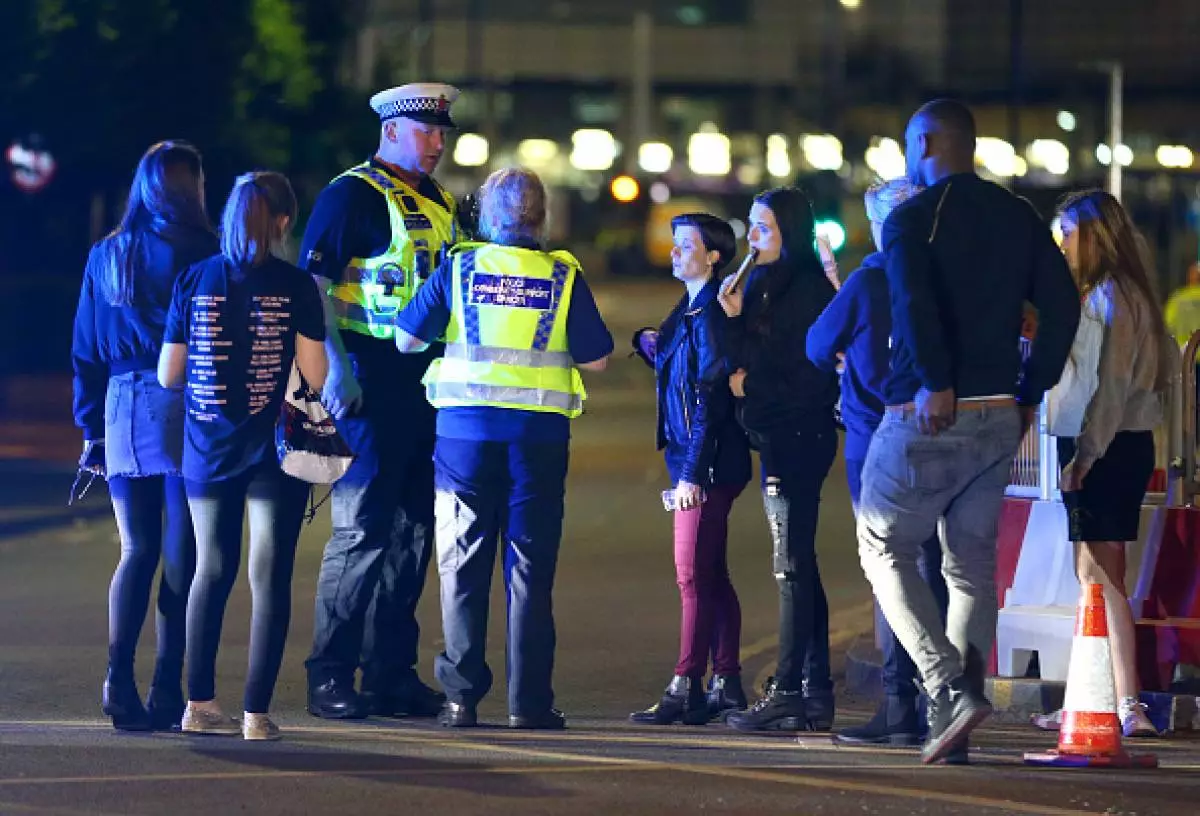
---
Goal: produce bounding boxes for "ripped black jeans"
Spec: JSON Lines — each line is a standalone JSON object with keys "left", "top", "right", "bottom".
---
{"left": 757, "top": 424, "right": 839, "bottom": 694}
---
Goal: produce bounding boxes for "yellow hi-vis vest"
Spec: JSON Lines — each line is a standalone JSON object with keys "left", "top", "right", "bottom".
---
{"left": 328, "top": 162, "right": 459, "bottom": 340}
{"left": 422, "top": 243, "right": 587, "bottom": 418}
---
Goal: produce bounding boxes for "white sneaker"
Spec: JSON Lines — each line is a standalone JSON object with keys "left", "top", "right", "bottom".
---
{"left": 181, "top": 704, "right": 240, "bottom": 736}
{"left": 1118, "top": 696, "right": 1160, "bottom": 738}
{"left": 1030, "top": 708, "right": 1063, "bottom": 731}
{"left": 242, "top": 713, "right": 281, "bottom": 741}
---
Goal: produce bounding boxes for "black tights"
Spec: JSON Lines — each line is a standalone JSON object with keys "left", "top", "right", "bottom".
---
{"left": 107, "top": 475, "right": 194, "bottom": 690}
{"left": 185, "top": 466, "right": 309, "bottom": 714}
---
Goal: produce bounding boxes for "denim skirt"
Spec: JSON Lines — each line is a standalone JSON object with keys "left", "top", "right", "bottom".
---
{"left": 105, "top": 370, "right": 184, "bottom": 478}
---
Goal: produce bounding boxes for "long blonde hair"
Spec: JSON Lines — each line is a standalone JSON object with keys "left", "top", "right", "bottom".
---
{"left": 1057, "top": 190, "right": 1167, "bottom": 343}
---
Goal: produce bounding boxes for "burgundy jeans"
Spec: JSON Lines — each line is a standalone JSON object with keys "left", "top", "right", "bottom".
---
{"left": 673, "top": 482, "right": 745, "bottom": 677}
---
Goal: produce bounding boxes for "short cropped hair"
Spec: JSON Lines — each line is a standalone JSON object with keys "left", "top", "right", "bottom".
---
{"left": 915, "top": 99, "right": 977, "bottom": 151}
{"left": 670, "top": 212, "right": 737, "bottom": 273}
{"left": 864, "top": 178, "right": 924, "bottom": 225}
{"left": 478, "top": 167, "right": 547, "bottom": 245}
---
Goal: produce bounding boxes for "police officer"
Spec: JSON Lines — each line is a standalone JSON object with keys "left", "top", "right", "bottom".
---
{"left": 394, "top": 167, "right": 613, "bottom": 729}
{"left": 301, "top": 83, "right": 465, "bottom": 719}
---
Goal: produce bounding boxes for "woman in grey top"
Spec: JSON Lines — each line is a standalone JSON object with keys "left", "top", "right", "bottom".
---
{"left": 1039, "top": 189, "right": 1174, "bottom": 738}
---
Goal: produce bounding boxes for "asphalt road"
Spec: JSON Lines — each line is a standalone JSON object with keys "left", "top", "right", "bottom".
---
{"left": 1, "top": 278, "right": 1197, "bottom": 815}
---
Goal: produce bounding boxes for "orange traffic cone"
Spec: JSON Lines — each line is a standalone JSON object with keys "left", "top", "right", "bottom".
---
{"left": 1024, "top": 583, "right": 1158, "bottom": 768}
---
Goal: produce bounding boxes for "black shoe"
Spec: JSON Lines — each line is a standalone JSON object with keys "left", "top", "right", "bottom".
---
{"left": 630, "top": 675, "right": 708, "bottom": 726}
{"left": 941, "top": 738, "right": 970, "bottom": 765}
{"left": 836, "top": 695, "right": 922, "bottom": 746}
{"left": 362, "top": 676, "right": 445, "bottom": 718}
{"left": 145, "top": 685, "right": 186, "bottom": 732}
{"left": 706, "top": 674, "right": 748, "bottom": 721}
{"left": 438, "top": 701, "right": 478, "bottom": 728}
{"left": 101, "top": 673, "right": 152, "bottom": 732}
{"left": 724, "top": 678, "right": 808, "bottom": 732}
{"left": 921, "top": 675, "right": 992, "bottom": 765}
{"left": 509, "top": 709, "right": 566, "bottom": 730}
{"left": 307, "top": 678, "right": 368, "bottom": 720}
{"left": 802, "top": 684, "right": 836, "bottom": 732}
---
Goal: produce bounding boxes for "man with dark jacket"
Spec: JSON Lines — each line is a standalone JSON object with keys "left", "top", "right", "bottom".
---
{"left": 856, "top": 100, "right": 1079, "bottom": 763}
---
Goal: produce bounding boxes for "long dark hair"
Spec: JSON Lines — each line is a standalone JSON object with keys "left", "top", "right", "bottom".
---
{"left": 98, "top": 140, "right": 211, "bottom": 306}
{"left": 1058, "top": 189, "right": 1167, "bottom": 346}
{"left": 220, "top": 171, "right": 298, "bottom": 266}
{"left": 752, "top": 186, "right": 825, "bottom": 280}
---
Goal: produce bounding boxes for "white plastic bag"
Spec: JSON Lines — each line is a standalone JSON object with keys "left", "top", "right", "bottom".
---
{"left": 276, "top": 364, "right": 354, "bottom": 484}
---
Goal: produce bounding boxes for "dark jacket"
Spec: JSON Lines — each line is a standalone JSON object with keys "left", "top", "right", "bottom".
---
{"left": 806, "top": 252, "right": 890, "bottom": 461}
{"left": 637, "top": 279, "right": 751, "bottom": 488}
{"left": 72, "top": 221, "right": 218, "bottom": 439}
{"left": 726, "top": 262, "right": 840, "bottom": 438}
{"left": 882, "top": 173, "right": 1079, "bottom": 406}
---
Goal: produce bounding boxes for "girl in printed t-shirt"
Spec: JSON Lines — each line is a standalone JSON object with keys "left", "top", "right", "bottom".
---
{"left": 159, "top": 171, "right": 328, "bottom": 740}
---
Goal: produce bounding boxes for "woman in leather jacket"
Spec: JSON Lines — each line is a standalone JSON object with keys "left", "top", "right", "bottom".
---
{"left": 629, "top": 213, "right": 751, "bottom": 726}
{"left": 717, "top": 187, "right": 840, "bottom": 733}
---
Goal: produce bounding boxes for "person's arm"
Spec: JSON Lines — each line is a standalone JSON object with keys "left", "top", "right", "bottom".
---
{"left": 292, "top": 272, "right": 330, "bottom": 390}
{"left": 739, "top": 279, "right": 835, "bottom": 404}
{"left": 679, "top": 305, "right": 734, "bottom": 486}
{"left": 565, "top": 271, "right": 614, "bottom": 372}
{"left": 882, "top": 203, "right": 953, "bottom": 394}
{"left": 806, "top": 271, "right": 864, "bottom": 372}
{"left": 157, "top": 343, "right": 186, "bottom": 388}
{"left": 1019, "top": 211, "right": 1081, "bottom": 407}
{"left": 157, "top": 269, "right": 191, "bottom": 389}
{"left": 394, "top": 256, "right": 452, "bottom": 353}
{"left": 1072, "top": 286, "right": 1134, "bottom": 473}
{"left": 71, "top": 250, "right": 109, "bottom": 442}
{"left": 300, "top": 179, "right": 383, "bottom": 418}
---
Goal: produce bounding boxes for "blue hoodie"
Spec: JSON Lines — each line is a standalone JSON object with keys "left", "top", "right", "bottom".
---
{"left": 805, "top": 252, "right": 891, "bottom": 461}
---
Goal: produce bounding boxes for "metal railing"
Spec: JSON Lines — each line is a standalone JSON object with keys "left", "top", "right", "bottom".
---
{"left": 1006, "top": 330, "right": 1196, "bottom": 508}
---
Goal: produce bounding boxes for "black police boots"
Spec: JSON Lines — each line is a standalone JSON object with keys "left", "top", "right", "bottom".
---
{"left": 361, "top": 674, "right": 445, "bottom": 718}
{"left": 706, "top": 674, "right": 748, "bottom": 721}
{"left": 630, "top": 675, "right": 709, "bottom": 726}
{"left": 307, "top": 678, "right": 368, "bottom": 720}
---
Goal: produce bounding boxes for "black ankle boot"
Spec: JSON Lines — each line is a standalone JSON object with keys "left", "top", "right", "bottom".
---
{"left": 101, "top": 671, "right": 151, "bottom": 732}
{"left": 725, "top": 678, "right": 809, "bottom": 732}
{"left": 146, "top": 685, "right": 185, "bottom": 731}
{"left": 706, "top": 674, "right": 748, "bottom": 721}
{"left": 630, "top": 676, "right": 708, "bottom": 726}
{"left": 802, "top": 685, "right": 836, "bottom": 732}
{"left": 836, "top": 695, "right": 921, "bottom": 745}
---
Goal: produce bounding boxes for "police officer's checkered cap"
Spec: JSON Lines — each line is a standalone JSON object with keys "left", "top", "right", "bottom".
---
{"left": 370, "top": 83, "right": 459, "bottom": 123}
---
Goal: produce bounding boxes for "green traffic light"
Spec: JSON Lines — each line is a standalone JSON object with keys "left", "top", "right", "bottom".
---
{"left": 815, "top": 219, "right": 846, "bottom": 253}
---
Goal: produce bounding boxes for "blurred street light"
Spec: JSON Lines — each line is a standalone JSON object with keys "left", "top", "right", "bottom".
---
{"left": 1056, "top": 110, "right": 1077, "bottom": 132}
{"left": 766, "top": 134, "right": 791, "bottom": 178}
{"left": 1027, "top": 139, "right": 1070, "bottom": 175}
{"left": 688, "top": 124, "right": 731, "bottom": 176}
{"left": 975, "top": 137, "right": 1026, "bottom": 177}
{"left": 865, "top": 137, "right": 905, "bottom": 180}
{"left": 801, "top": 134, "right": 844, "bottom": 171}
{"left": 1156, "top": 145, "right": 1194, "bottom": 169}
{"left": 518, "top": 139, "right": 559, "bottom": 167}
{"left": 452, "top": 133, "right": 489, "bottom": 167}
{"left": 638, "top": 142, "right": 673, "bottom": 174}
{"left": 610, "top": 175, "right": 640, "bottom": 203}
{"left": 570, "top": 129, "right": 617, "bottom": 172}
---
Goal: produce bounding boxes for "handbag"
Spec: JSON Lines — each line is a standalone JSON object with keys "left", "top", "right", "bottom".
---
{"left": 276, "top": 364, "right": 355, "bottom": 484}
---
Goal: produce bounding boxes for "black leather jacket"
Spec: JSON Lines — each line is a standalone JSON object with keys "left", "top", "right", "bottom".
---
{"left": 635, "top": 279, "right": 751, "bottom": 487}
